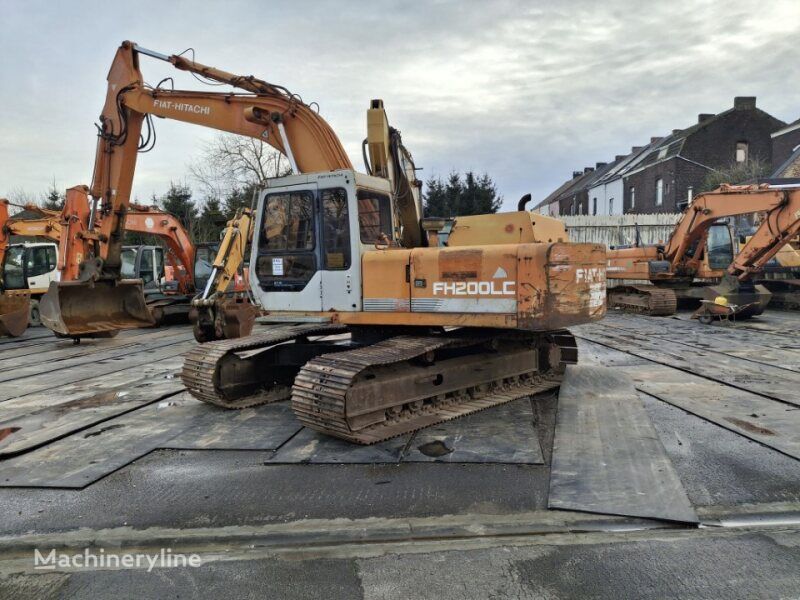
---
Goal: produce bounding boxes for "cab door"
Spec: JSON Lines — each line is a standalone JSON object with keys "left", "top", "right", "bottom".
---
{"left": 252, "top": 185, "right": 323, "bottom": 312}
{"left": 25, "top": 245, "right": 58, "bottom": 293}
{"left": 319, "top": 185, "right": 359, "bottom": 311}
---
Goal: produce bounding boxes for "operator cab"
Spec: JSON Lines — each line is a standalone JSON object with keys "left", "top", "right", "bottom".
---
{"left": 2, "top": 242, "right": 59, "bottom": 292}
{"left": 121, "top": 245, "right": 167, "bottom": 292}
{"left": 250, "top": 169, "right": 396, "bottom": 313}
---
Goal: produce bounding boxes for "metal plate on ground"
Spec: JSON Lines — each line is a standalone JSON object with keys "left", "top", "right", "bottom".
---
{"left": 622, "top": 364, "right": 800, "bottom": 461}
{"left": 164, "top": 402, "right": 301, "bottom": 450}
{"left": 403, "top": 399, "right": 544, "bottom": 463}
{"left": 269, "top": 427, "right": 410, "bottom": 463}
{"left": 549, "top": 365, "right": 698, "bottom": 523}
{"left": 0, "top": 395, "right": 301, "bottom": 488}
{"left": 271, "top": 397, "right": 546, "bottom": 464}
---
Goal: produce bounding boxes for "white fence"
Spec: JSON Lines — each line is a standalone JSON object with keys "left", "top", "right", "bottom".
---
{"left": 558, "top": 213, "right": 681, "bottom": 247}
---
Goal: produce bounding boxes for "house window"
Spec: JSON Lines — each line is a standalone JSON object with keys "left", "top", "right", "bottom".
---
{"left": 592, "top": 197, "right": 597, "bottom": 215}
{"left": 571, "top": 198, "right": 577, "bottom": 215}
{"left": 687, "top": 186, "right": 694, "bottom": 204}
{"left": 609, "top": 198, "right": 614, "bottom": 214}
{"left": 629, "top": 186, "right": 635, "bottom": 210}
{"left": 736, "top": 142, "right": 748, "bottom": 163}
{"left": 655, "top": 178, "right": 663, "bottom": 206}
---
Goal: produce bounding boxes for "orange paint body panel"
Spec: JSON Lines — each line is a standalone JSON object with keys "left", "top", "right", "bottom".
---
{"left": 317, "top": 242, "right": 606, "bottom": 330}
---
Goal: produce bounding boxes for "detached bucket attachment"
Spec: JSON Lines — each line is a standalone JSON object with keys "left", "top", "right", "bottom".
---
{"left": 0, "top": 291, "right": 31, "bottom": 337}
{"left": 39, "top": 279, "right": 155, "bottom": 338}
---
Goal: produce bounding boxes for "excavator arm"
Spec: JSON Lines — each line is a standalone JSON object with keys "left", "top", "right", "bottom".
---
{"left": 41, "top": 40, "right": 353, "bottom": 338}
{"left": 126, "top": 204, "right": 196, "bottom": 295}
{"left": 728, "top": 186, "right": 800, "bottom": 280}
{"left": 191, "top": 207, "right": 256, "bottom": 342}
{"left": 663, "top": 185, "right": 798, "bottom": 278}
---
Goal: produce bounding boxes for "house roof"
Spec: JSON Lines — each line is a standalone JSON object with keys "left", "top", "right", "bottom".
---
{"left": 772, "top": 117, "right": 800, "bottom": 138}
{"left": 772, "top": 145, "right": 800, "bottom": 178}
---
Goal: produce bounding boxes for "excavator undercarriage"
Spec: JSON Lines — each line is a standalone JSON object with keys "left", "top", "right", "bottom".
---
{"left": 182, "top": 323, "right": 575, "bottom": 444}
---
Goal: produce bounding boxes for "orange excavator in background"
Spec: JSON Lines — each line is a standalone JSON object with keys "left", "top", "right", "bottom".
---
{"left": 1, "top": 192, "right": 200, "bottom": 336}
{"left": 0, "top": 199, "right": 61, "bottom": 336}
{"left": 39, "top": 41, "right": 607, "bottom": 443}
{"left": 606, "top": 185, "right": 800, "bottom": 318}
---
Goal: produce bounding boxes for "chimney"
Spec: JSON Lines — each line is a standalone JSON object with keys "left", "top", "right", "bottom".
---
{"left": 698, "top": 113, "right": 714, "bottom": 123}
{"left": 583, "top": 167, "right": 594, "bottom": 174}
{"left": 572, "top": 171, "right": 582, "bottom": 179}
{"left": 734, "top": 96, "right": 756, "bottom": 110}
{"left": 650, "top": 137, "right": 660, "bottom": 144}
{"left": 615, "top": 155, "right": 626, "bottom": 161}
{"left": 595, "top": 162, "right": 607, "bottom": 169}
{"left": 631, "top": 146, "right": 644, "bottom": 153}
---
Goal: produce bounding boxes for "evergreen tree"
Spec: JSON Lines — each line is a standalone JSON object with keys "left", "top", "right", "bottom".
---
{"left": 197, "top": 197, "right": 227, "bottom": 241}
{"left": 422, "top": 171, "right": 502, "bottom": 217}
{"left": 42, "top": 180, "right": 64, "bottom": 211}
{"left": 223, "top": 184, "right": 258, "bottom": 219}
{"left": 159, "top": 182, "right": 198, "bottom": 238}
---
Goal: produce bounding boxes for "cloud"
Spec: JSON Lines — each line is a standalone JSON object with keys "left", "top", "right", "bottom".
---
{"left": 0, "top": 0, "right": 797, "bottom": 210}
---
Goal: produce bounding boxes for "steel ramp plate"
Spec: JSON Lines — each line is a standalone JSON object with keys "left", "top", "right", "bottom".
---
{"left": 271, "top": 398, "right": 547, "bottom": 464}
{"left": 549, "top": 365, "right": 698, "bottom": 524}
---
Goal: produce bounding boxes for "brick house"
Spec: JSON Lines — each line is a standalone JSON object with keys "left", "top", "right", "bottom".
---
{"left": 622, "top": 97, "right": 785, "bottom": 213}
{"left": 537, "top": 97, "right": 787, "bottom": 216}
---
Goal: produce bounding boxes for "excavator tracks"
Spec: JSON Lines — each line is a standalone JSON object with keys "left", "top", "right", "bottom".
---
{"left": 291, "top": 329, "right": 576, "bottom": 445}
{"left": 607, "top": 285, "right": 677, "bottom": 316}
{"left": 181, "top": 322, "right": 348, "bottom": 409}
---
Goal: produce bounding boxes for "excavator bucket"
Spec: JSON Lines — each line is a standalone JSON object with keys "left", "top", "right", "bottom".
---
{"left": 39, "top": 279, "right": 155, "bottom": 337}
{"left": 0, "top": 291, "right": 31, "bottom": 337}
{"left": 702, "top": 279, "right": 772, "bottom": 319}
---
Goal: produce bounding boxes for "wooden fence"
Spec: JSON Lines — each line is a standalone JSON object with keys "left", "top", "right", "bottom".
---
{"left": 558, "top": 214, "right": 681, "bottom": 247}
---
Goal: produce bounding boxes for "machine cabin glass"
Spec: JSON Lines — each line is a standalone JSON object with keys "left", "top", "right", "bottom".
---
{"left": 357, "top": 190, "right": 392, "bottom": 244}
{"left": 706, "top": 223, "right": 734, "bottom": 270}
{"left": 3, "top": 246, "right": 25, "bottom": 289}
{"left": 256, "top": 190, "right": 317, "bottom": 291}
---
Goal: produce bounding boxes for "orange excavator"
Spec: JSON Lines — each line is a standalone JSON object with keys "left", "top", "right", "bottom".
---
{"left": 41, "top": 41, "right": 606, "bottom": 443}
{"left": 606, "top": 184, "right": 800, "bottom": 318}
{"left": 1, "top": 192, "right": 198, "bottom": 336}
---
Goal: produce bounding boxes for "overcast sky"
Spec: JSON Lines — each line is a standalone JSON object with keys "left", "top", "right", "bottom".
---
{"left": 1, "top": 0, "right": 798, "bottom": 211}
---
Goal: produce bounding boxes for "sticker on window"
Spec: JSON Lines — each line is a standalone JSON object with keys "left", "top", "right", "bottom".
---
{"left": 272, "top": 257, "right": 284, "bottom": 276}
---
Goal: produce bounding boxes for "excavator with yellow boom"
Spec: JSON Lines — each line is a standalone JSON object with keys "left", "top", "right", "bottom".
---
{"left": 605, "top": 184, "right": 800, "bottom": 318}
{"left": 39, "top": 41, "right": 606, "bottom": 443}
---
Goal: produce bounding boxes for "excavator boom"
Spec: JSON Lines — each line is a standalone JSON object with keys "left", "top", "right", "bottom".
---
{"left": 41, "top": 40, "right": 353, "bottom": 338}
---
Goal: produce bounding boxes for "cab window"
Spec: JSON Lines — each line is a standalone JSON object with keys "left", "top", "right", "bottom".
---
{"left": 706, "top": 223, "right": 734, "bottom": 270}
{"left": 3, "top": 246, "right": 25, "bottom": 289}
{"left": 257, "top": 190, "right": 316, "bottom": 291}
{"left": 261, "top": 191, "right": 315, "bottom": 250}
{"left": 322, "top": 188, "right": 350, "bottom": 269}
{"left": 26, "top": 246, "right": 56, "bottom": 278}
{"left": 121, "top": 248, "right": 136, "bottom": 279}
{"left": 357, "top": 190, "right": 392, "bottom": 244}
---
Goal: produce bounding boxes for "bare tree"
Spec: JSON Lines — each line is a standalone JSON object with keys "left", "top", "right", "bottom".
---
{"left": 189, "top": 134, "right": 292, "bottom": 200}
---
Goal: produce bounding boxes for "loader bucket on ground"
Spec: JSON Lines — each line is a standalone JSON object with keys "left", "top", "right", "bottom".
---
{"left": 0, "top": 291, "right": 31, "bottom": 337}
{"left": 39, "top": 279, "right": 155, "bottom": 337}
